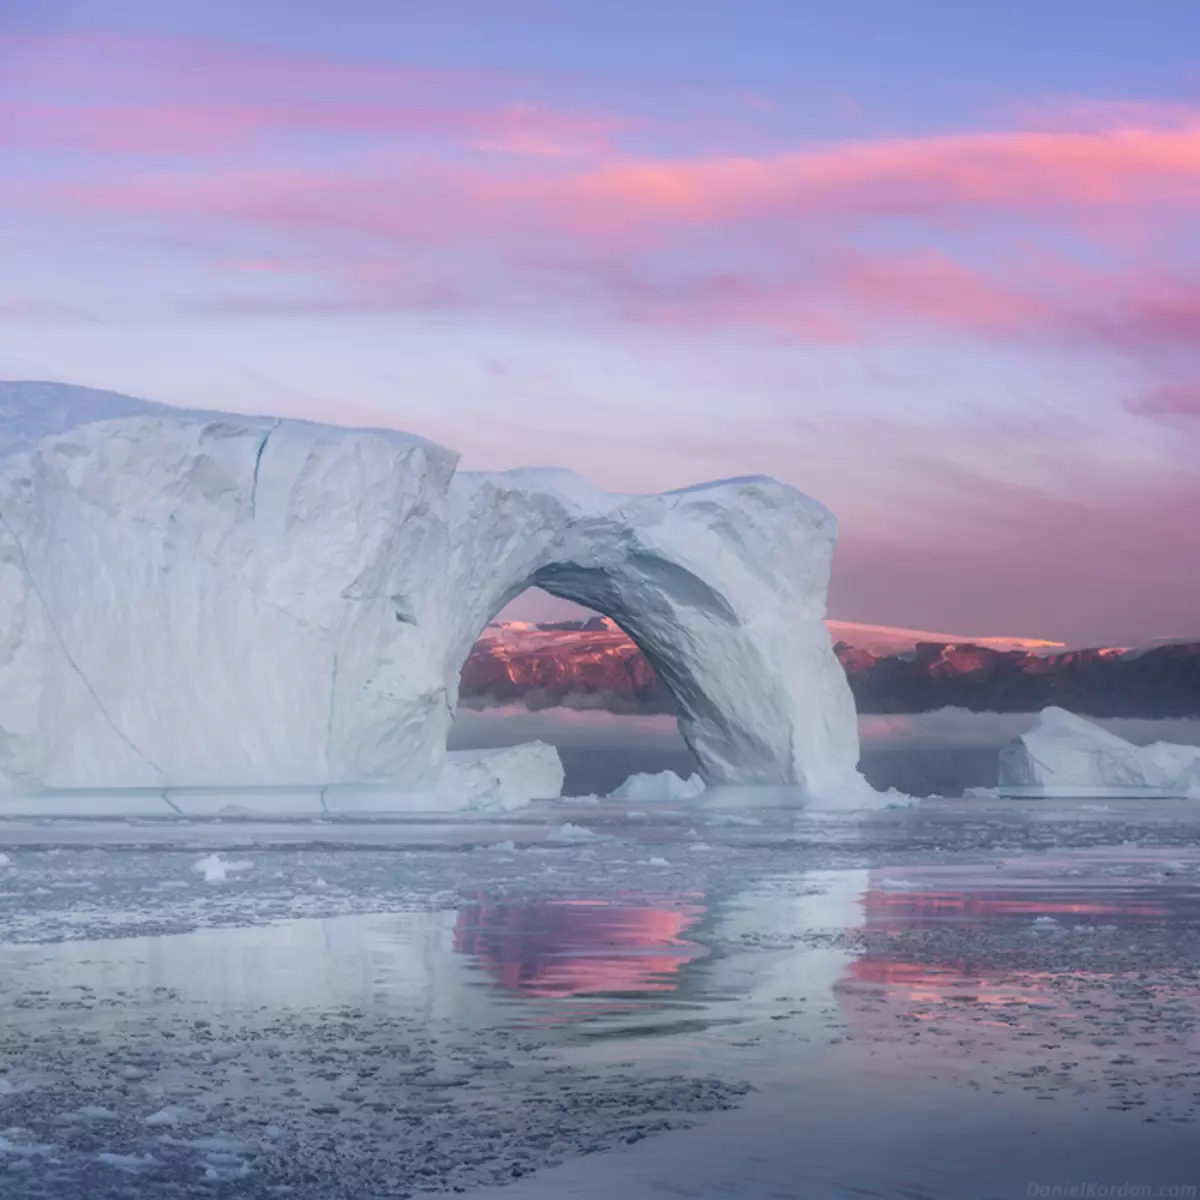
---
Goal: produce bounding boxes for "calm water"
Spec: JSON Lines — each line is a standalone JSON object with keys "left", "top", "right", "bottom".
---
{"left": 449, "top": 708, "right": 1200, "bottom": 796}
{"left": 1, "top": 847, "right": 1198, "bottom": 1197}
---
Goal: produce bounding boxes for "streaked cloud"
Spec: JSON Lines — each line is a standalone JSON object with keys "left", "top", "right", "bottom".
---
{"left": 3, "top": 24, "right": 1199, "bottom": 643}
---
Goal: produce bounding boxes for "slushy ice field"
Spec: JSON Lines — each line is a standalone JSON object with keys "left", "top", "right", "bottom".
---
{"left": 2, "top": 798, "right": 1200, "bottom": 1200}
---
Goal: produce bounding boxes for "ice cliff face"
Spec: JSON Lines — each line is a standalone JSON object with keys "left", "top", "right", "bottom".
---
{"left": 0, "top": 382, "right": 867, "bottom": 804}
{"left": 998, "top": 707, "right": 1200, "bottom": 798}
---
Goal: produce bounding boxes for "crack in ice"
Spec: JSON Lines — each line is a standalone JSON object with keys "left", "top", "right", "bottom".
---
{"left": 249, "top": 419, "right": 281, "bottom": 517}
{"left": 325, "top": 652, "right": 339, "bottom": 778}
{"left": 0, "top": 507, "right": 167, "bottom": 782}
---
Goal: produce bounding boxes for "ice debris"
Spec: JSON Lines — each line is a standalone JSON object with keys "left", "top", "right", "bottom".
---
{"left": 97, "top": 1152, "right": 158, "bottom": 1172}
{"left": 192, "top": 854, "right": 254, "bottom": 884}
{"left": 544, "top": 823, "right": 605, "bottom": 845}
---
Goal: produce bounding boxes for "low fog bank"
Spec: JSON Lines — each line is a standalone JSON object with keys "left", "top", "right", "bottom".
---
{"left": 449, "top": 707, "right": 1200, "bottom": 797}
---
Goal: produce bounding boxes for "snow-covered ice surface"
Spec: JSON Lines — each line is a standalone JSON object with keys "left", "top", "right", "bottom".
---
{"left": 3, "top": 802, "right": 1200, "bottom": 1197}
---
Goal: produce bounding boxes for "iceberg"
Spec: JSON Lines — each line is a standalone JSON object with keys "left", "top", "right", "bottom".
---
{"left": 438, "top": 742, "right": 564, "bottom": 812}
{"left": 608, "top": 769, "right": 706, "bottom": 802}
{"left": 0, "top": 381, "right": 870, "bottom": 808}
{"left": 998, "top": 707, "right": 1200, "bottom": 798}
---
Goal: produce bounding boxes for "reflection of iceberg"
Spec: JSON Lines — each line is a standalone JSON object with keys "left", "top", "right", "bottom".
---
{"left": 453, "top": 898, "right": 707, "bottom": 999}
{"left": 16, "top": 911, "right": 486, "bottom": 1024}
{"left": 703, "top": 869, "right": 868, "bottom": 1026}
{"left": 451, "top": 871, "right": 870, "bottom": 1046}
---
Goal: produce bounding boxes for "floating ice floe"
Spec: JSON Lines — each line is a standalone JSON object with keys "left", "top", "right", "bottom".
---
{"left": 543, "top": 823, "right": 606, "bottom": 845}
{"left": 66, "top": 1105, "right": 120, "bottom": 1123}
{"left": 97, "top": 1152, "right": 158, "bottom": 1172}
{"left": 192, "top": 854, "right": 254, "bottom": 884}
{"left": 0, "top": 1130, "right": 55, "bottom": 1157}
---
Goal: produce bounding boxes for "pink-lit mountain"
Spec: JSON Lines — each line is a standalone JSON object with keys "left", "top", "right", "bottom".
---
{"left": 461, "top": 619, "right": 1200, "bottom": 718}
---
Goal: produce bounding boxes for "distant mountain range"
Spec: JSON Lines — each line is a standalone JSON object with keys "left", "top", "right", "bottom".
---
{"left": 460, "top": 619, "right": 1200, "bottom": 718}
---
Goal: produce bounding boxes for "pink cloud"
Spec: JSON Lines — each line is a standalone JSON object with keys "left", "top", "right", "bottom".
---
{"left": 0, "top": 102, "right": 271, "bottom": 154}
{"left": 219, "top": 258, "right": 291, "bottom": 274}
{"left": 600, "top": 252, "right": 1054, "bottom": 343}
{"left": 0, "top": 32, "right": 486, "bottom": 101}
{"left": 1011, "top": 97, "right": 1200, "bottom": 134}
{"left": 1102, "top": 280, "right": 1200, "bottom": 347}
{"left": 1124, "top": 384, "right": 1200, "bottom": 420}
{"left": 9, "top": 33, "right": 1200, "bottom": 370}
{"left": 0, "top": 31, "right": 633, "bottom": 160}
{"left": 21, "top": 123, "right": 1200, "bottom": 268}
{"left": 548, "top": 124, "right": 1200, "bottom": 233}
{"left": 0, "top": 100, "right": 624, "bottom": 158}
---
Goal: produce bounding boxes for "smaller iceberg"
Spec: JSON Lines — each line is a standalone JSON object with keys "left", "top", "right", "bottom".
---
{"left": 998, "top": 707, "right": 1200, "bottom": 798}
{"left": 608, "top": 770, "right": 706, "bottom": 802}
{"left": 439, "top": 742, "right": 564, "bottom": 812}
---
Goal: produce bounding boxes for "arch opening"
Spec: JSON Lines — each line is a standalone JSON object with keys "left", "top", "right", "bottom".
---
{"left": 448, "top": 585, "right": 699, "bottom": 797}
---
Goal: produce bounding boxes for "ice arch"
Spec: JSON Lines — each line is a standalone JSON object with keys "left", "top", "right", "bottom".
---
{"left": 0, "top": 383, "right": 868, "bottom": 804}
{"left": 441, "top": 469, "right": 864, "bottom": 795}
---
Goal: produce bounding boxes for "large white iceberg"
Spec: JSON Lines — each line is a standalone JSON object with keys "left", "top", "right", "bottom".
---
{"left": 998, "top": 707, "right": 1200, "bottom": 798}
{"left": 0, "top": 381, "right": 871, "bottom": 807}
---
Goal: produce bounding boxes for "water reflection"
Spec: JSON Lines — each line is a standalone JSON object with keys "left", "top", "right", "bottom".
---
{"left": 839, "top": 856, "right": 1200, "bottom": 1038}
{"left": 5, "top": 854, "right": 1199, "bottom": 1199}
{"left": 3, "top": 851, "right": 1197, "bottom": 1052}
{"left": 453, "top": 896, "right": 706, "bottom": 999}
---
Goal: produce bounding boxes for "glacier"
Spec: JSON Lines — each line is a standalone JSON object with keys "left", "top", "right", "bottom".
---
{"left": 998, "top": 707, "right": 1200, "bottom": 799}
{"left": 0, "top": 381, "right": 870, "bottom": 808}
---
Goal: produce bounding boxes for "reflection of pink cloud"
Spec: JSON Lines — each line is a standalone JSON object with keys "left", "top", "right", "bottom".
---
{"left": 864, "top": 889, "right": 1170, "bottom": 923}
{"left": 841, "top": 860, "right": 1200, "bottom": 1020}
{"left": 454, "top": 897, "right": 706, "bottom": 999}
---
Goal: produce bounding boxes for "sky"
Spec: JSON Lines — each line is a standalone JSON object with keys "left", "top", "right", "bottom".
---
{"left": 2, "top": 1, "right": 1200, "bottom": 647}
